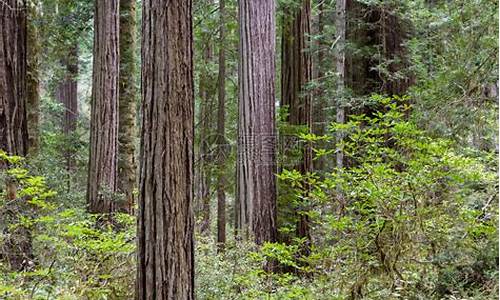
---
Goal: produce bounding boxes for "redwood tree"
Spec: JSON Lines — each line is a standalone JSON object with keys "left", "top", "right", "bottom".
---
{"left": 87, "top": 0, "right": 119, "bottom": 213}
{"left": 137, "top": 0, "right": 195, "bottom": 298}
{"left": 27, "top": 3, "right": 40, "bottom": 155}
{"left": 56, "top": 45, "right": 79, "bottom": 175}
{"left": 216, "top": 0, "right": 227, "bottom": 251}
{"left": 281, "top": 0, "right": 313, "bottom": 251}
{"left": 0, "top": 0, "right": 30, "bottom": 271}
{"left": 0, "top": 1, "right": 28, "bottom": 157}
{"left": 236, "top": 0, "right": 278, "bottom": 245}
{"left": 118, "top": 0, "right": 137, "bottom": 214}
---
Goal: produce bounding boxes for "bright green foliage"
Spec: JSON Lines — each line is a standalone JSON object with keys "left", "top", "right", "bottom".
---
{"left": 0, "top": 152, "right": 134, "bottom": 299}
{"left": 275, "top": 95, "right": 498, "bottom": 298}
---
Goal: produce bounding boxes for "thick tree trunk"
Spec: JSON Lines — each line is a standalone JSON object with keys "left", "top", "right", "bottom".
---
{"left": 0, "top": 1, "right": 28, "bottom": 156}
{"left": 56, "top": 45, "right": 79, "bottom": 175}
{"left": 216, "top": 0, "right": 227, "bottom": 252}
{"left": 236, "top": 0, "right": 278, "bottom": 245}
{"left": 137, "top": 0, "right": 195, "bottom": 298}
{"left": 27, "top": 4, "right": 40, "bottom": 156}
{"left": 0, "top": 0, "right": 31, "bottom": 271}
{"left": 87, "top": 0, "right": 119, "bottom": 214}
{"left": 118, "top": 0, "right": 137, "bottom": 214}
{"left": 281, "top": 0, "right": 313, "bottom": 252}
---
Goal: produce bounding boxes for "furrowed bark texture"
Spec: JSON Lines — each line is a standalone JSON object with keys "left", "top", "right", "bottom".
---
{"left": 236, "top": 0, "right": 278, "bottom": 245}
{"left": 118, "top": 0, "right": 137, "bottom": 214}
{"left": 137, "top": 0, "right": 195, "bottom": 299}
{"left": 216, "top": 0, "right": 227, "bottom": 251}
{"left": 27, "top": 4, "right": 40, "bottom": 155}
{"left": 281, "top": 0, "right": 312, "bottom": 250}
{"left": 0, "top": 0, "right": 32, "bottom": 271}
{"left": 0, "top": 1, "right": 28, "bottom": 157}
{"left": 87, "top": 0, "right": 119, "bottom": 213}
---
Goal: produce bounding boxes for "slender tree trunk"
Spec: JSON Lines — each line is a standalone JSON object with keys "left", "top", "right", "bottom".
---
{"left": 216, "top": 0, "right": 227, "bottom": 252}
{"left": 56, "top": 45, "right": 79, "bottom": 178}
{"left": 281, "top": 0, "right": 312, "bottom": 253}
{"left": 335, "top": 0, "right": 346, "bottom": 211}
{"left": 236, "top": 0, "right": 278, "bottom": 245}
{"left": 0, "top": 0, "right": 31, "bottom": 271}
{"left": 198, "top": 0, "right": 216, "bottom": 233}
{"left": 137, "top": 0, "right": 195, "bottom": 298}
{"left": 312, "top": 1, "right": 326, "bottom": 170}
{"left": 199, "top": 41, "right": 213, "bottom": 234}
{"left": 118, "top": 0, "right": 137, "bottom": 214}
{"left": 27, "top": 3, "right": 40, "bottom": 156}
{"left": 87, "top": 0, "right": 119, "bottom": 214}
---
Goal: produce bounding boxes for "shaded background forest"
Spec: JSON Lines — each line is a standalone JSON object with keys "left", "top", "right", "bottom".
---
{"left": 0, "top": 0, "right": 499, "bottom": 299}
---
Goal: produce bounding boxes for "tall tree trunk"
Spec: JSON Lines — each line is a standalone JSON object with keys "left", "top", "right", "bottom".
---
{"left": 87, "top": 0, "right": 119, "bottom": 214}
{"left": 27, "top": 3, "right": 40, "bottom": 156}
{"left": 0, "top": 1, "right": 28, "bottom": 157}
{"left": 236, "top": 0, "right": 278, "bottom": 245}
{"left": 335, "top": 0, "right": 346, "bottom": 211}
{"left": 118, "top": 0, "right": 137, "bottom": 214}
{"left": 281, "top": 0, "right": 312, "bottom": 252}
{"left": 198, "top": 40, "right": 213, "bottom": 234}
{"left": 0, "top": 0, "right": 31, "bottom": 271}
{"left": 216, "top": 0, "right": 227, "bottom": 252}
{"left": 56, "top": 45, "right": 79, "bottom": 178}
{"left": 137, "top": 0, "right": 195, "bottom": 298}
{"left": 312, "top": 1, "right": 326, "bottom": 171}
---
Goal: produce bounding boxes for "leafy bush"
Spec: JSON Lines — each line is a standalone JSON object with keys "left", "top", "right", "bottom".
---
{"left": 1, "top": 96, "right": 497, "bottom": 299}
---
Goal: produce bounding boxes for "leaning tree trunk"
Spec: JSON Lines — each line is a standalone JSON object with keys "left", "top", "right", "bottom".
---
{"left": 137, "top": 0, "right": 195, "bottom": 298}
{"left": 117, "top": 0, "right": 137, "bottom": 214}
{"left": 87, "top": 0, "right": 119, "bottom": 214}
{"left": 281, "top": 0, "right": 313, "bottom": 253}
{"left": 216, "top": 0, "right": 227, "bottom": 252}
{"left": 236, "top": 0, "right": 278, "bottom": 245}
{"left": 0, "top": 0, "right": 31, "bottom": 271}
{"left": 27, "top": 3, "right": 40, "bottom": 156}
